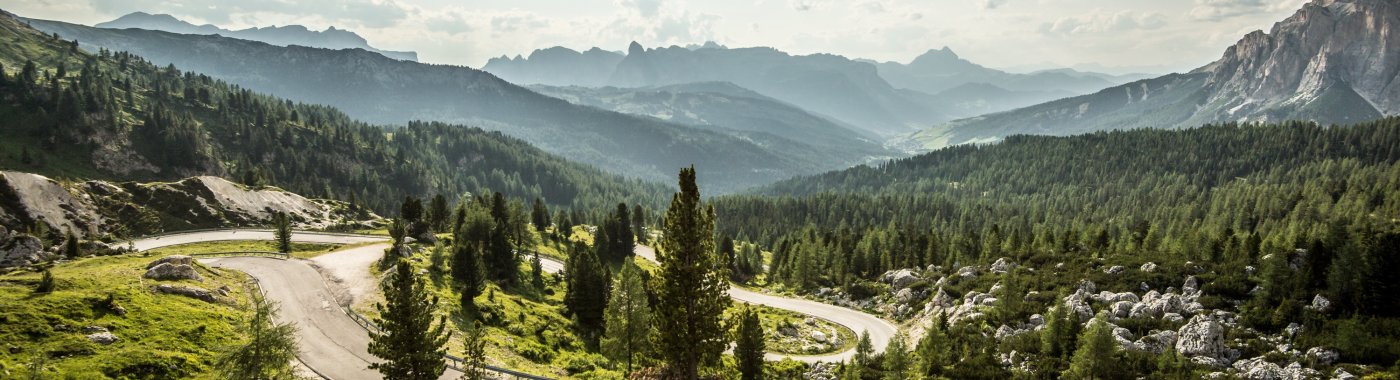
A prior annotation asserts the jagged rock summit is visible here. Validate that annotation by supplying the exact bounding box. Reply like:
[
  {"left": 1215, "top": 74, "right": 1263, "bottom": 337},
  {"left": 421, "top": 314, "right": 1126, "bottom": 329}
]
[
  {"left": 910, "top": 0, "right": 1400, "bottom": 149},
  {"left": 1194, "top": 0, "right": 1397, "bottom": 121}
]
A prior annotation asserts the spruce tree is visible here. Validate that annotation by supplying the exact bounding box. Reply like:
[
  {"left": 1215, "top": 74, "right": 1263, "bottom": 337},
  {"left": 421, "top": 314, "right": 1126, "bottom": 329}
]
[
  {"left": 655, "top": 166, "right": 729, "bottom": 379},
  {"left": 602, "top": 261, "right": 654, "bottom": 373},
  {"left": 216, "top": 295, "right": 299, "bottom": 380},
  {"left": 613, "top": 203, "right": 634, "bottom": 258},
  {"left": 733, "top": 307, "right": 765, "bottom": 380},
  {"left": 273, "top": 212, "right": 292, "bottom": 254},
  {"left": 565, "top": 241, "right": 610, "bottom": 337},
  {"left": 485, "top": 193, "right": 517, "bottom": 285},
  {"left": 62, "top": 229, "right": 80, "bottom": 259},
  {"left": 368, "top": 258, "right": 450, "bottom": 379},
  {"left": 452, "top": 221, "right": 485, "bottom": 306},
  {"left": 427, "top": 194, "right": 449, "bottom": 233},
  {"left": 531, "top": 198, "right": 550, "bottom": 233},
  {"left": 632, "top": 204, "right": 647, "bottom": 243}
]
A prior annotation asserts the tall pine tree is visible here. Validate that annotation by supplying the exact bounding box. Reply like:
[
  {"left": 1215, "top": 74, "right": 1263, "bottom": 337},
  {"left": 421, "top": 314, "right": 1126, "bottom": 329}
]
[
  {"left": 368, "top": 258, "right": 450, "bottom": 379},
  {"left": 655, "top": 166, "right": 730, "bottom": 379},
  {"left": 565, "top": 241, "right": 610, "bottom": 338},
  {"left": 733, "top": 307, "right": 765, "bottom": 380}
]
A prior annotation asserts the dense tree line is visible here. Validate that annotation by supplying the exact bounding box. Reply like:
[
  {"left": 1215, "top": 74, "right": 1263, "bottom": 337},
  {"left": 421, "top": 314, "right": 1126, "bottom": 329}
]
[
  {"left": 0, "top": 21, "right": 668, "bottom": 226},
  {"left": 716, "top": 121, "right": 1399, "bottom": 292},
  {"left": 715, "top": 120, "right": 1400, "bottom": 373}
]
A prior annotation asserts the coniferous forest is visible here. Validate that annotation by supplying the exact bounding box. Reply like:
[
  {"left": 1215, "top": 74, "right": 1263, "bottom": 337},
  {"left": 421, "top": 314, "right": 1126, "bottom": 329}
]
[{"left": 4, "top": 2, "right": 1400, "bottom": 379}]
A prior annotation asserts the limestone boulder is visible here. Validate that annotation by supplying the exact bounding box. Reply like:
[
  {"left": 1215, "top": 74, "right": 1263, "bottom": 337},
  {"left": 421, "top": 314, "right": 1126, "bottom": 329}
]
[
  {"left": 887, "top": 269, "right": 920, "bottom": 289},
  {"left": 144, "top": 262, "right": 203, "bottom": 281},
  {"left": 154, "top": 284, "right": 217, "bottom": 302},
  {"left": 1177, "top": 314, "right": 1230, "bottom": 365},
  {"left": 145, "top": 255, "right": 193, "bottom": 269},
  {"left": 87, "top": 331, "right": 119, "bottom": 345}
]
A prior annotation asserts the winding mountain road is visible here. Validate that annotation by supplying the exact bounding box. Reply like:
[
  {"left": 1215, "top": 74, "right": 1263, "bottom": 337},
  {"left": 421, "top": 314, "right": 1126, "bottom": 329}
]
[{"left": 132, "top": 229, "right": 896, "bottom": 379}]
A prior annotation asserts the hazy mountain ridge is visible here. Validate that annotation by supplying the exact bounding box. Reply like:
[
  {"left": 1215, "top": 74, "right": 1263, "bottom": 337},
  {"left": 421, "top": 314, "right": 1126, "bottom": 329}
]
[
  {"left": 527, "top": 81, "right": 895, "bottom": 163},
  {"left": 23, "top": 17, "right": 828, "bottom": 193},
  {"left": 95, "top": 11, "right": 418, "bottom": 62},
  {"left": 871, "top": 47, "right": 1143, "bottom": 95},
  {"left": 607, "top": 43, "right": 945, "bottom": 138},
  {"left": 482, "top": 42, "right": 1147, "bottom": 140},
  {"left": 909, "top": 0, "right": 1396, "bottom": 150},
  {"left": 484, "top": 47, "right": 624, "bottom": 87}
]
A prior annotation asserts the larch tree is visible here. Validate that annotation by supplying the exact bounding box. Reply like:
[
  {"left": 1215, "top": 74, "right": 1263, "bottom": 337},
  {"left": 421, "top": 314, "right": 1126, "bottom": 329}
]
[
  {"left": 601, "top": 261, "right": 654, "bottom": 373},
  {"left": 368, "top": 258, "right": 450, "bottom": 379},
  {"left": 655, "top": 166, "right": 730, "bottom": 379},
  {"left": 883, "top": 333, "right": 910, "bottom": 380},
  {"left": 1065, "top": 313, "right": 1118, "bottom": 380},
  {"left": 215, "top": 295, "right": 299, "bottom": 380}
]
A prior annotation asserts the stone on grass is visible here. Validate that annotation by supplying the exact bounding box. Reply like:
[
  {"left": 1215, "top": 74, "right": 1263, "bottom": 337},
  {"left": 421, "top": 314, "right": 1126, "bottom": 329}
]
[
  {"left": 87, "top": 331, "right": 119, "bottom": 345},
  {"left": 144, "top": 262, "right": 204, "bottom": 281}
]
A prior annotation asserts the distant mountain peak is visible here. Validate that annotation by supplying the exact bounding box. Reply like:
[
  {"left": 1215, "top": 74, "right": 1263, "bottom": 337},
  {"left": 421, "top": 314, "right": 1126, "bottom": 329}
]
[
  {"left": 628, "top": 41, "right": 645, "bottom": 56},
  {"left": 93, "top": 12, "right": 418, "bottom": 62}
]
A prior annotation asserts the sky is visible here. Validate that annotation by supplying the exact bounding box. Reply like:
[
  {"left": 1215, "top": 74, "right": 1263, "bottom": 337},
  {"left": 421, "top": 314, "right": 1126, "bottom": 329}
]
[{"left": 5, "top": 0, "right": 1308, "bottom": 75}]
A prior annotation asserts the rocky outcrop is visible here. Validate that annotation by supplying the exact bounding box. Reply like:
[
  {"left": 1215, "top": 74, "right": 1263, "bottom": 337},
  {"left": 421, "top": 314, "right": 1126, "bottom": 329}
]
[
  {"left": 0, "top": 170, "right": 379, "bottom": 239},
  {"left": 989, "top": 257, "right": 1015, "bottom": 274},
  {"left": 154, "top": 284, "right": 217, "bottom": 302},
  {"left": 0, "top": 171, "right": 102, "bottom": 237},
  {"left": 0, "top": 226, "right": 53, "bottom": 269},
  {"left": 883, "top": 268, "right": 921, "bottom": 289},
  {"left": 144, "top": 262, "right": 203, "bottom": 281},
  {"left": 1197, "top": 0, "right": 1400, "bottom": 122},
  {"left": 1177, "top": 314, "right": 1232, "bottom": 367},
  {"left": 145, "top": 255, "right": 193, "bottom": 269}
]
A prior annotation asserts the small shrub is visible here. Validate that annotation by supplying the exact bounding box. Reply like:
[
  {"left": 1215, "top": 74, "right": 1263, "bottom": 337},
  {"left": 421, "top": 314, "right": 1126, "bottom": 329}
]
[
  {"left": 846, "top": 281, "right": 882, "bottom": 300},
  {"left": 34, "top": 270, "right": 55, "bottom": 293}
]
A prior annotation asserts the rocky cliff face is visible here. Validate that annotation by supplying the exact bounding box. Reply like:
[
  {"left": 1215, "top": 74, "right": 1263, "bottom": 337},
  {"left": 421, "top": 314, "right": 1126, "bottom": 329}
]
[
  {"left": 910, "top": 0, "right": 1397, "bottom": 150},
  {"left": 0, "top": 171, "right": 378, "bottom": 240},
  {"left": 1196, "top": 0, "right": 1398, "bottom": 122}
]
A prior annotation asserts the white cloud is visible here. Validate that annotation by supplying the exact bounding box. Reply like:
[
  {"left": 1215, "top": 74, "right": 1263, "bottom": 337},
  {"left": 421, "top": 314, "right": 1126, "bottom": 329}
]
[
  {"left": 977, "top": 0, "right": 1009, "bottom": 10},
  {"left": 1189, "top": 0, "right": 1299, "bottom": 21},
  {"left": 1041, "top": 11, "right": 1169, "bottom": 35},
  {"left": 618, "top": 0, "right": 665, "bottom": 18}
]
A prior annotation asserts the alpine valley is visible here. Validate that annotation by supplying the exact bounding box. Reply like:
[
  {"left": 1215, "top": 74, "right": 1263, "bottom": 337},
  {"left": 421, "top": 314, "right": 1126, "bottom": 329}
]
[{"left": 1, "top": 0, "right": 1398, "bottom": 379}]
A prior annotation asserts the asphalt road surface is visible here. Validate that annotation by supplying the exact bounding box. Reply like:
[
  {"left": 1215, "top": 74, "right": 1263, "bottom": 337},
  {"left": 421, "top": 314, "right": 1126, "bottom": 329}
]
[
  {"left": 133, "top": 231, "right": 461, "bottom": 379},
  {"left": 133, "top": 229, "right": 896, "bottom": 378},
  {"left": 631, "top": 245, "right": 897, "bottom": 363}
]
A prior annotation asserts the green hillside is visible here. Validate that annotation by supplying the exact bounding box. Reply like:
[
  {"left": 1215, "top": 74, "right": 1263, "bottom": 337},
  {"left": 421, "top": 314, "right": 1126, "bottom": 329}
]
[{"left": 0, "top": 11, "right": 668, "bottom": 214}]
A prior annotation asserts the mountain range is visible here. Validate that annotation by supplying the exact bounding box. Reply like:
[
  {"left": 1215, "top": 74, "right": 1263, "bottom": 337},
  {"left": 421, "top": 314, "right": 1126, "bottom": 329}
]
[
  {"left": 483, "top": 44, "right": 1150, "bottom": 138},
  {"left": 94, "top": 12, "right": 418, "bottom": 61},
  {"left": 22, "top": 17, "right": 857, "bottom": 193},
  {"left": 528, "top": 82, "right": 893, "bottom": 160},
  {"left": 868, "top": 47, "right": 1152, "bottom": 95},
  {"left": 909, "top": 0, "right": 1397, "bottom": 150}
]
